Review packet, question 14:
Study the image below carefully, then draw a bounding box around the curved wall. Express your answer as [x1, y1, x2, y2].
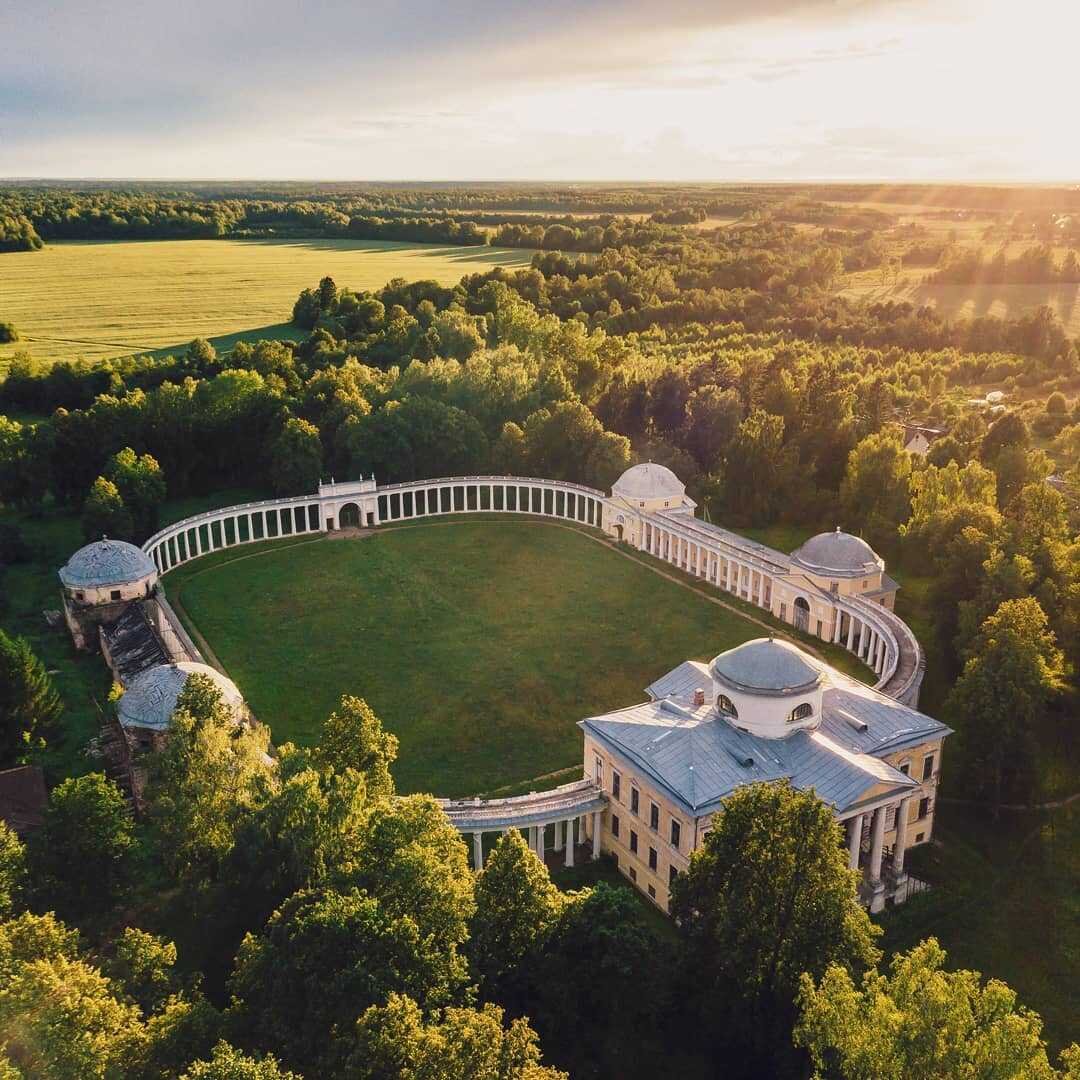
[141, 473, 922, 707]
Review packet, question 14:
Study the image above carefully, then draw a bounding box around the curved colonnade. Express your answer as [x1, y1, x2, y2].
[142, 473, 924, 870]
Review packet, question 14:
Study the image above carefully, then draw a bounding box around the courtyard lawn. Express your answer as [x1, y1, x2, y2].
[165, 518, 832, 797]
[0, 237, 534, 369]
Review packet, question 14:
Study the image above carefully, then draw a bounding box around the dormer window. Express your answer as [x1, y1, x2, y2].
[788, 702, 814, 723]
[717, 695, 738, 718]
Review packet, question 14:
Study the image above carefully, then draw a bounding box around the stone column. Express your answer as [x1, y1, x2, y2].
[833, 611, 844, 644]
[536, 824, 545, 861]
[847, 814, 863, 871]
[472, 832, 483, 872]
[847, 616, 857, 651]
[554, 819, 565, 851]
[591, 810, 602, 860]
[893, 797, 912, 881]
[565, 820, 575, 868]
[867, 805, 886, 912]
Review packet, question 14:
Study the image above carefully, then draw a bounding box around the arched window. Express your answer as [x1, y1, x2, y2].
[717, 694, 738, 718]
[788, 702, 814, 723]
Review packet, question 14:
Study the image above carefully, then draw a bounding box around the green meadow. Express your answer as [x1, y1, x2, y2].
[0, 237, 534, 368]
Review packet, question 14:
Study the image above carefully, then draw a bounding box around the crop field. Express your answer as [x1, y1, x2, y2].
[165, 518, 838, 798]
[0, 237, 534, 368]
[840, 277, 1080, 338]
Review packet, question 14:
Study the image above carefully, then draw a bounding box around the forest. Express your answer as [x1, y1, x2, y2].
[3, 182, 1080, 1078]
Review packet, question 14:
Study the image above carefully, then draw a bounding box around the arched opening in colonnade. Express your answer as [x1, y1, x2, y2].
[793, 596, 810, 633]
[338, 503, 361, 528]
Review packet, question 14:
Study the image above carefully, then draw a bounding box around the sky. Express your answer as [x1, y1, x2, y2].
[2, 0, 1078, 181]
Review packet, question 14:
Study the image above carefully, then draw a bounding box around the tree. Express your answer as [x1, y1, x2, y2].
[31, 773, 136, 920]
[311, 694, 397, 802]
[148, 675, 273, 890]
[0, 955, 146, 1080]
[839, 428, 912, 547]
[81, 475, 133, 541]
[229, 886, 465, 1074]
[469, 830, 564, 998]
[0, 628, 61, 767]
[102, 928, 179, 1015]
[268, 416, 323, 496]
[723, 410, 799, 526]
[348, 993, 567, 1080]
[105, 446, 166, 538]
[670, 782, 879, 1074]
[682, 385, 742, 470]
[948, 598, 1063, 807]
[179, 1041, 301, 1080]
[521, 402, 631, 489]
[980, 411, 1030, 464]
[0, 822, 26, 918]
[796, 938, 1075, 1080]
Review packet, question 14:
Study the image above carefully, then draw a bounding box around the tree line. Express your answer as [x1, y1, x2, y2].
[1, 670, 1076, 1079]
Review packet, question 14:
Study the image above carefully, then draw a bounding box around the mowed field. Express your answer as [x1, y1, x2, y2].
[839, 277, 1080, 339]
[0, 238, 534, 367]
[167, 519, 780, 797]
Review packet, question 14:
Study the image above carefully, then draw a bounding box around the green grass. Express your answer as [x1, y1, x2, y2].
[882, 801, 1080, 1054]
[164, 518, 832, 796]
[0, 237, 534, 368]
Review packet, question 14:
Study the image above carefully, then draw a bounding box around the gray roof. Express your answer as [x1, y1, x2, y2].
[100, 603, 169, 684]
[791, 529, 881, 577]
[117, 662, 242, 732]
[60, 539, 157, 589]
[583, 658, 950, 818]
[613, 463, 685, 500]
[712, 638, 821, 696]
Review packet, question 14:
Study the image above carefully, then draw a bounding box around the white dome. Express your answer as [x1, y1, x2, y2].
[791, 529, 881, 577]
[117, 662, 243, 732]
[60, 539, 157, 590]
[612, 463, 685, 502]
[712, 638, 821, 697]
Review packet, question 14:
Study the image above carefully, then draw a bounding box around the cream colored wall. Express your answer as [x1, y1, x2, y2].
[585, 732, 945, 912]
[882, 738, 943, 850]
[584, 734, 694, 911]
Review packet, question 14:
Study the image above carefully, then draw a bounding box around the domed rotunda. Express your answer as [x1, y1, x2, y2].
[711, 637, 824, 738]
[791, 528, 882, 578]
[59, 538, 159, 649]
[117, 661, 245, 749]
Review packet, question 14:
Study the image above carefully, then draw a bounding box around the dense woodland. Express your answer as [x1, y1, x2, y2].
[4, 183, 1080, 1078]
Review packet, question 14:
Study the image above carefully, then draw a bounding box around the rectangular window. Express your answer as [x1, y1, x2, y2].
[914, 832, 925, 844]
[670, 820, 681, 849]
[594, 755, 603, 782]
[922, 754, 935, 781]
[611, 814, 620, 839]
[649, 803, 659, 831]
[899, 761, 910, 776]
[648, 884, 656, 899]
[630, 788, 639, 815]
[630, 830, 638, 854]
[612, 771, 621, 800]
[648, 847, 658, 871]
[669, 865, 678, 887]
[110, 590, 122, 601]
[919, 797, 931, 819]
[629, 866, 637, 882]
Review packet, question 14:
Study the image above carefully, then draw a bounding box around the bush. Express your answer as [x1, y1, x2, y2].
[0, 322, 17, 344]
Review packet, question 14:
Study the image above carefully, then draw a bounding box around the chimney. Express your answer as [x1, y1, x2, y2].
[692, 687, 706, 707]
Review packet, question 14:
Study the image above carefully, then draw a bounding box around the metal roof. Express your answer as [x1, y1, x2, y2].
[613, 463, 685, 500]
[791, 529, 882, 577]
[60, 539, 157, 589]
[116, 662, 243, 732]
[711, 637, 822, 696]
[583, 656, 949, 818]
